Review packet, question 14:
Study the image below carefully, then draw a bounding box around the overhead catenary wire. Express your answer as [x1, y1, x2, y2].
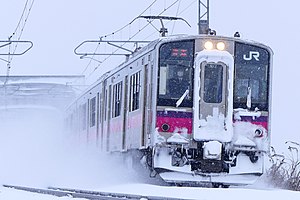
[171, 0, 182, 34]
[80, 0, 159, 77]
[83, 0, 182, 79]
[101, 0, 159, 40]
[4, 0, 35, 85]
[142, 0, 197, 41]
[7, 0, 35, 62]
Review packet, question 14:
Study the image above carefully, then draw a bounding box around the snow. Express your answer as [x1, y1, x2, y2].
[233, 121, 268, 151]
[99, 184, 300, 200]
[193, 50, 234, 143]
[234, 108, 262, 120]
[167, 132, 189, 144]
[0, 101, 299, 199]
[2, 184, 300, 200]
[234, 135, 257, 147]
[203, 140, 222, 159]
[0, 187, 82, 200]
[0, 71, 298, 200]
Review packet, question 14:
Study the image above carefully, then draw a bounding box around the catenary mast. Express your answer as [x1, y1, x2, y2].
[198, 0, 210, 34]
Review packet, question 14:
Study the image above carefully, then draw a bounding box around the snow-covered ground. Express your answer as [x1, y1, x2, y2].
[0, 107, 299, 199]
[1, 183, 300, 199]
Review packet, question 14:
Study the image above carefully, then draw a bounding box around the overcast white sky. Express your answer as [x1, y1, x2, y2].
[0, 0, 299, 153]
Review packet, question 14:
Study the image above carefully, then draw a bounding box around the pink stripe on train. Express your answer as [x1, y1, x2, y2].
[156, 116, 193, 134]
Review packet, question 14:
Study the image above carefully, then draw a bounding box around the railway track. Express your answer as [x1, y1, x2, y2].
[3, 184, 192, 200]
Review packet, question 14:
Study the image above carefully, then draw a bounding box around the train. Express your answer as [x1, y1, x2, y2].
[65, 33, 273, 187]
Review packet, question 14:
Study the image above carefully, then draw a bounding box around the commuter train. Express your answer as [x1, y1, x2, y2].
[66, 34, 273, 187]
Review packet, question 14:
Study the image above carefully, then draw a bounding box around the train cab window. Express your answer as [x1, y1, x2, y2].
[158, 40, 194, 107]
[234, 42, 270, 111]
[203, 64, 223, 103]
[112, 82, 122, 118]
[89, 97, 96, 127]
[129, 71, 141, 112]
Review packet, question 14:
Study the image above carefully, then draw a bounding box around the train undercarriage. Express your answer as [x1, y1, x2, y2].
[138, 141, 265, 187]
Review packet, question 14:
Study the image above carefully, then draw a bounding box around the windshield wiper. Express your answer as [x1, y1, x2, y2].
[246, 86, 252, 110]
[176, 89, 189, 107]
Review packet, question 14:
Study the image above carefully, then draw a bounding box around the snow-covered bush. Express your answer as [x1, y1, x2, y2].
[267, 142, 300, 191]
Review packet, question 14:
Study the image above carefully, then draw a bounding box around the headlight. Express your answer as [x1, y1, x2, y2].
[216, 42, 225, 51]
[204, 41, 214, 50]
[204, 41, 226, 51]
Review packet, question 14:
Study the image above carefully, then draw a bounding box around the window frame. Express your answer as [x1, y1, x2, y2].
[129, 71, 141, 112]
[157, 40, 195, 107]
[112, 81, 123, 118]
[203, 64, 224, 104]
[89, 96, 96, 127]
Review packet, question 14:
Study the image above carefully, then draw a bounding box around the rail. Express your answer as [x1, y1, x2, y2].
[3, 185, 193, 200]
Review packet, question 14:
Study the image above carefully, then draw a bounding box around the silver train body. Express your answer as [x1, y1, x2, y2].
[66, 35, 273, 186]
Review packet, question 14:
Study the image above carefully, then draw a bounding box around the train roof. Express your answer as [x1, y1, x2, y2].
[70, 34, 273, 106]
[97, 34, 272, 78]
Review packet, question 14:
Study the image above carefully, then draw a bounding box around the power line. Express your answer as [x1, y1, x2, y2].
[11, 0, 30, 39]
[80, 0, 159, 76]
[171, 0, 182, 34]
[101, 0, 159, 40]
[8, 0, 35, 62]
[83, 0, 183, 79]
[142, 0, 196, 40]
[4, 0, 35, 85]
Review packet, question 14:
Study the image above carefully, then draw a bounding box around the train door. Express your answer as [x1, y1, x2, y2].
[193, 51, 234, 142]
[103, 80, 111, 152]
[96, 92, 100, 147]
[122, 75, 129, 150]
[86, 99, 90, 143]
[142, 64, 150, 147]
[99, 87, 105, 150]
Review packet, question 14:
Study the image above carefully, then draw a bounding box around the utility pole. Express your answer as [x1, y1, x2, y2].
[198, 0, 210, 34]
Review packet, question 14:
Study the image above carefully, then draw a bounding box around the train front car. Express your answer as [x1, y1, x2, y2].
[153, 36, 272, 186]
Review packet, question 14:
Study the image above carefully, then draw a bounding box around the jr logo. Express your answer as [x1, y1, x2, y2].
[243, 51, 260, 61]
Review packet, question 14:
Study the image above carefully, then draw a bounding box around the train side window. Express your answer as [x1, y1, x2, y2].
[112, 81, 122, 118]
[90, 97, 96, 127]
[129, 71, 141, 112]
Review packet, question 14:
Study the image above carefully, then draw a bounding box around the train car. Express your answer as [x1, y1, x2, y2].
[66, 34, 273, 187]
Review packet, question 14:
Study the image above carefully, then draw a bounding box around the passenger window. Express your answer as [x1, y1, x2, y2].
[112, 82, 122, 118]
[129, 71, 141, 112]
[90, 97, 96, 127]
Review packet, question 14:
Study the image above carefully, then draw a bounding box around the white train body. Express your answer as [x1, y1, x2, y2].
[66, 35, 273, 186]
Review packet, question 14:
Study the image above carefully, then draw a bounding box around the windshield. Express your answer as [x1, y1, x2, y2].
[157, 40, 194, 107]
[234, 42, 270, 111]
[204, 64, 223, 104]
